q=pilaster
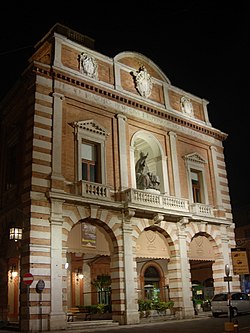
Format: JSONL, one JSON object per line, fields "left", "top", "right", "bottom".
{"left": 168, "top": 131, "right": 181, "bottom": 197}
{"left": 122, "top": 209, "right": 140, "bottom": 324}
{"left": 117, "top": 114, "right": 128, "bottom": 190}
{"left": 51, "top": 92, "right": 65, "bottom": 191}
{"left": 48, "top": 199, "right": 66, "bottom": 330}
{"left": 177, "top": 218, "right": 194, "bottom": 318}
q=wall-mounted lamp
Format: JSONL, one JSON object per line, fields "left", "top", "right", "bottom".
{"left": 9, "top": 264, "right": 18, "bottom": 281}
{"left": 75, "top": 268, "right": 84, "bottom": 282}
{"left": 65, "top": 262, "right": 69, "bottom": 270}
{"left": 9, "top": 227, "right": 22, "bottom": 242}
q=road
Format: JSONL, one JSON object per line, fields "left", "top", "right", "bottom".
{"left": 82, "top": 314, "right": 250, "bottom": 333}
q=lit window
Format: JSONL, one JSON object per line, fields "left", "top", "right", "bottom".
{"left": 71, "top": 120, "right": 109, "bottom": 185}
{"left": 183, "top": 152, "right": 208, "bottom": 205}
{"left": 191, "top": 169, "right": 202, "bottom": 203}
{"left": 81, "top": 142, "right": 100, "bottom": 182}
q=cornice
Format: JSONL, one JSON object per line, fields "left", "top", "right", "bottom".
{"left": 32, "top": 64, "right": 227, "bottom": 143}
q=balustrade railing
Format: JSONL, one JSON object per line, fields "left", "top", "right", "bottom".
{"left": 124, "top": 188, "right": 189, "bottom": 212}
{"left": 77, "top": 182, "right": 214, "bottom": 217}
{"left": 78, "top": 180, "right": 111, "bottom": 200}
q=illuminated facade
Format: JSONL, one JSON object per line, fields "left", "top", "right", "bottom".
{"left": 0, "top": 23, "right": 240, "bottom": 331}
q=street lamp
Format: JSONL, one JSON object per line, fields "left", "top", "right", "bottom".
{"left": 9, "top": 227, "right": 22, "bottom": 242}
{"left": 225, "top": 264, "right": 232, "bottom": 322}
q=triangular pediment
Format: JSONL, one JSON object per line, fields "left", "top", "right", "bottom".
{"left": 183, "top": 152, "right": 206, "bottom": 164}
{"left": 71, "top": 119, "right": 109, "bottom": 137}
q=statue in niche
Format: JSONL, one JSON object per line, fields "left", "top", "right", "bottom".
{"left": 79, "top": 52, "right": 98, "bottom": 79}
{"left": 135, "top": 152, "right": 160, "bottom": 190}
{"left": 180, "top": 96, "right": 193, "bottom": 115}
{"left": 132, "top": 65, "right": 152, "bottom": 98}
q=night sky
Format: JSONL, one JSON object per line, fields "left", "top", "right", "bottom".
{"left": 1, "top": 1, "right": 249, "bottom": 222}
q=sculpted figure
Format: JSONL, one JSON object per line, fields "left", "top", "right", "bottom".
{"left": 135, "top": 152, "right": 160, "bottom": 190}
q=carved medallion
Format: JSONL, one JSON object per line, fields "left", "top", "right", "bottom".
{"left": 180, "top": 96, "right": 193, "bottom": 115}
{"left": 132, "top": 65, "right": 152, "bottom": 98}
{"left": 79, "top": 52, "right": 98, "bottom": 79}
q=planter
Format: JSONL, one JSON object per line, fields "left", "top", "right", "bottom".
{"left": 196, "top": 303, "right": 202, "bottom": 311}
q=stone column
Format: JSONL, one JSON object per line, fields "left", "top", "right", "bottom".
{"left": 122, "top": 209, "right": 140, "bottom": 324}
{"left": 51, "top": 92, "right": 65, "bottom": 190}
{"left": 219, "top": 225, "right": 235, "bottom": 290}
{"left": 177, "top": 218, "right": 194, "bottom": 318}
{"left": 202, "top": 99, "right": 211, "bottom": 126}
{"left": 83, "top": 259, "right": 91, "bottom": 305}
{"left": 168, "top": 131, "right": 181, "bottom": 197}
{"left": 163, "top": 83, "right": 171, "bottom": 109}
{"left": 48, "top": 199, "right": 66, "bottom": 331}
{"left": 210, "top": 146, "right": 223, "bottom": 209}
{"left": 117, "top": 114, "right": 128, "bottom": 190}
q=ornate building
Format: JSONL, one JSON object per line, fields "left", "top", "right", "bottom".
{"left": 0, "top": 23, "right": 240, "bottom": 331}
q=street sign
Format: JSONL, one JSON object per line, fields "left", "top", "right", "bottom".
{"left": 36, "top": 279, "right": 45, "bottom": 292}
{"left": 231, "top": 248, "right": 249, "bottom": 275}
{"left": 23, "top": 272, "right": 34, "bottom": 285}
{"left": 224, "top": 276, "right": 232, "bottom": 282}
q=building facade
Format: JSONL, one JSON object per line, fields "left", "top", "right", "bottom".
{"left": 235, "top": 222, "right": 250, "bottom": 294}
{"left": 0, "top": 23, "right": 240, "bottom": 332}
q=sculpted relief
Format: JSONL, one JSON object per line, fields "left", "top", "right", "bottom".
{"left": 79, "top": 52, "right": 98, "bottom": 79}
{"left": 132, "top": 65, "right": 152, "bottom": 98}
{"left": 180, "top": 96, "right": 193, "bottom": 115}
{"left": 135, "top": 151, "right": 160, "bottom": 191}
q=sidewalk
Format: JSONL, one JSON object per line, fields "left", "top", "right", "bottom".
{"left": 51, "top": 311, "right": 213, "bottom": 333}
{"left": 0, "top": 311, "right": 212, "bottom": 333}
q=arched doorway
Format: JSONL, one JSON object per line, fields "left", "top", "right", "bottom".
{"left": 143, "top": 265, "right": 161, "bottom": 301}
{"left": 136, "top": 228, "right": 171, "bottom": 302}
{"left": 189, "top": 234, "right": 215, "bottom": 305}
{"left": 65, "top": 220, "right": 112, "bottom": 313}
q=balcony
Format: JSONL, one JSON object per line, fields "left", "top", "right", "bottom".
{"left": 78, "top": 180, "right": 111, "bottom": 200}
{"left": 123, "top": 189, "right": 215, "bottom": 218}
{"left": 76, "top": 182, "right": 215, "bottom": 219}
{"left": 189, "top": 203, "right": 214, "bottom": 217}
{"left": 123, "top": 188, "right": 189, "bottom": 213}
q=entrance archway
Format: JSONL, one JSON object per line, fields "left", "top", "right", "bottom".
{"left": 65, "top": 220, "right": 113, "bottom": 313}
{"left": 144, "top": 265, "right": 161, "bottom": 301}
{"left": 189, "top": 233, "right": 215, "bottom": 303}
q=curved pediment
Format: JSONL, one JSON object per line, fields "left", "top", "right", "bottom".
{"left": 113, "top": 51, "right": 171, "bottom": 105}
{"left": 114, "top": 51, "right": 171, "bottom": 84}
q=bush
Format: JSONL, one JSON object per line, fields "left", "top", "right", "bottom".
{"left": 138, "top": 300, "right": 174, "bottom": 313}
{"left": 77, "top": 303, "right": 111, "bottom": 314}
{"left": 152, "top": 301, "right": 174, "bottom": 312}
{"left": 138, "top": 299, "right": 152, "bottom": 312}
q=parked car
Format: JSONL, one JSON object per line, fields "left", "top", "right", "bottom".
{"left": 211, "top": 292, "right": 250, "bottom": 317}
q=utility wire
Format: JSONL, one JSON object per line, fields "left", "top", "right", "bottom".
{"left": 0, "top": 45, "right": 33, "bottom": 56}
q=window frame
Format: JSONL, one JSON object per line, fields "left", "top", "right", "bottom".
{"left": 183, "top": 153, "right": 208, "bottom": 205}
{"left": 72, "top": 120, "right": 109, "bottom": 185}
{"left": 81, "top": 140, "right": 101, "bottom": 183}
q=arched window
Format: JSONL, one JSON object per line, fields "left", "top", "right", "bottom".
{"left": 144, "top": 266, "right": 160, "bottom": 301}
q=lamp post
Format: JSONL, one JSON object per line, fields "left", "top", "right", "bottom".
{"left": 225, "top": 264, "right": 232, "bottom": 322}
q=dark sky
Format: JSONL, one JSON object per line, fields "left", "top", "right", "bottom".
{"left": 1, "top": 1, "right": 249, "bottom": 219}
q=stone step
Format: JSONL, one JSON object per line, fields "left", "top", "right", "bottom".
{"left": 67, "top": 319, "right": 119, "bottom": 330}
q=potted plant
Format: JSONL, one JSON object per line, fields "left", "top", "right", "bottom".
{"left": 138, "top": 299, "right": 152, "bottom": 317}
{"left": 194, "top": 299, "right": 203, "bottom": 311}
